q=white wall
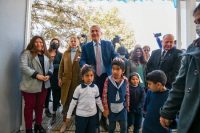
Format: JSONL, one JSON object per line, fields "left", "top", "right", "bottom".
{"left": 0, "top": 0, "right": 28, "bottom": 132}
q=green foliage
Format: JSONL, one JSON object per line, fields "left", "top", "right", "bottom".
{"left": 31, "top": 0, "right": 135, "bottom": 49}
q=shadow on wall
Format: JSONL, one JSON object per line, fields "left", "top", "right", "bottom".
{"left": 0, "top": 47, "right": 22, "bottom": 133}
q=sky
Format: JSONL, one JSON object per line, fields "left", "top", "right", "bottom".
{"left": 86, "top": 0, "right": 184, "bottom": 51}
{"left": 117, "top": 1, "right": 176, "bottom": 50}
{"left": 84, "top": 1, "right": 200, "bottom": 52}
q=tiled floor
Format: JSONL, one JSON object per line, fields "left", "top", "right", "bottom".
{"left": 19, "top": 102, "right": 113, "bottom": 133}
{"left": 19, "top": 102, "right": 176, "bottom": 133}
{"left": 41, "top": 110, "right": 122, "bottom": 133}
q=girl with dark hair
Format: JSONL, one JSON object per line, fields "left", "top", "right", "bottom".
{"left": 60, "top": 64, "right": 104, "bottom": 133}
{"left": 20, "top": 35, "right": 53, "bottom": 133}
{"left": 127, "top": 46, "right": 147, "bottom": 88}
{"left": 127, "top": 72, "right": 145, "bottom": 133}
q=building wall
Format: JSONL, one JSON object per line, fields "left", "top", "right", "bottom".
{"left": 0, "top": 0, "right": 27, "bottom": 132}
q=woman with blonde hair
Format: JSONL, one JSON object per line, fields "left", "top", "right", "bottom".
{"left": 59, "top": 35, "right": 81, "bottom": 131}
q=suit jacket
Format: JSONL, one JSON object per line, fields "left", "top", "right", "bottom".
{"left": 20, "top": 50, "right": 53, "bottom": 93}
{"left": 146, "top": 47, "right": 182, "bottom": 88}
{"left": 58, "top": 47, "right": 81, "bottom": 104}
{"left": 160, "top": 43, "right": 200, "bottom": 133}
{"left": 80, "top": 40, "right": 117, "bottom": 76}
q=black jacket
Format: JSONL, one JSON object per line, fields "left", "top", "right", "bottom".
{"left": 50, "top": 51, "right": 62, "bottom": 87}
{"left": 146, "top": 47, "right": 182, "bottom": 89}
{"left": 129, "top": 85, "right": 145, "bottom": 113}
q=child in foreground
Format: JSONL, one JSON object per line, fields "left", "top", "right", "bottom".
{"left": 128, "top": 72, "right": 145, "bottom": 133}
{"left": 142, "top": 70, "right": 173, "bottom": 133}
{"left": 102, "top": 58, "right": 130, "bottom": 133}
{"left": 60, "top": 64, "right": 104, "bottom": 133}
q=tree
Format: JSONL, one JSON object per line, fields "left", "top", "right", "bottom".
{"left": 32, "top": 0, "right": 135, "bottom": 49}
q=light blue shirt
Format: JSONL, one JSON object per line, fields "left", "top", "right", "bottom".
{"left": 70, "top": 48, "right": 77, "bottom": 63}
{"left": 93, "top": 41, "right": 106, "bottom": 74}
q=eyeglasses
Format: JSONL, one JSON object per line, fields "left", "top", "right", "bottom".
{"left": 194, "top": 18, "right": 200, "bottom": 24}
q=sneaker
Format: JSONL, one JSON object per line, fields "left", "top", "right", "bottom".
{"left": 45, "top": 109, "right": 52, "bottom": 118}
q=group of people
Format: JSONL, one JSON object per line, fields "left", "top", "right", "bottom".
{"left": 19, "top": 3, "right": 200, "bottom": 133}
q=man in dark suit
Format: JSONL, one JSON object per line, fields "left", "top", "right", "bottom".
{"left": 80, "top": 25, "right": 118, "bottom": 131}
{"left": 146, "top": 34, "right": 182, "bottom": 89}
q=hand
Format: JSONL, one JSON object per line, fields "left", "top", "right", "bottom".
{"left": 103, "top": 110, "right": 109, "bottom": 118}
{"left": 36, "top": 74, "right": 46, "bottom": 81}
{"left": 58, "top": 78, "right": 62, "bottom": 87}
{"left": 160, "top": 117, "right": 172, "bottom": 129}
{"left": 44, "top": 75, "right": 50, "bottom": 81}
{"left": 75, "top": 56, "right": 80, "bottom": 61}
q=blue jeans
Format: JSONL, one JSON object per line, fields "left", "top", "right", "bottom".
{"left": 109, "top": 120, "right": 127, "bottom": 133}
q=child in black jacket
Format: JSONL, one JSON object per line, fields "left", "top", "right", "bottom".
{"left": 128, "top": 72, "right": 145, "bottom": 133}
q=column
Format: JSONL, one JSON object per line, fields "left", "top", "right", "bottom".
{"left": 186, "top": 0, "right": 196, "bottom": 46}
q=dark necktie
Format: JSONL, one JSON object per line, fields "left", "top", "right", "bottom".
{"left": 161, "top": 50, "right": 166, "bottom": 60}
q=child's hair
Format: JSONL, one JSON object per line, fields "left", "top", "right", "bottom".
{"left": 81, "top": 64, "right": 95, "bottom": 77}
{"left": 128, "top": 72, "right": 140, "bottom": 83}
{"left": 146, "top": 70, "right": 167, "bottom": 86}
{"left": 112, "top": 57, "right": 125, "bottom": 71}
